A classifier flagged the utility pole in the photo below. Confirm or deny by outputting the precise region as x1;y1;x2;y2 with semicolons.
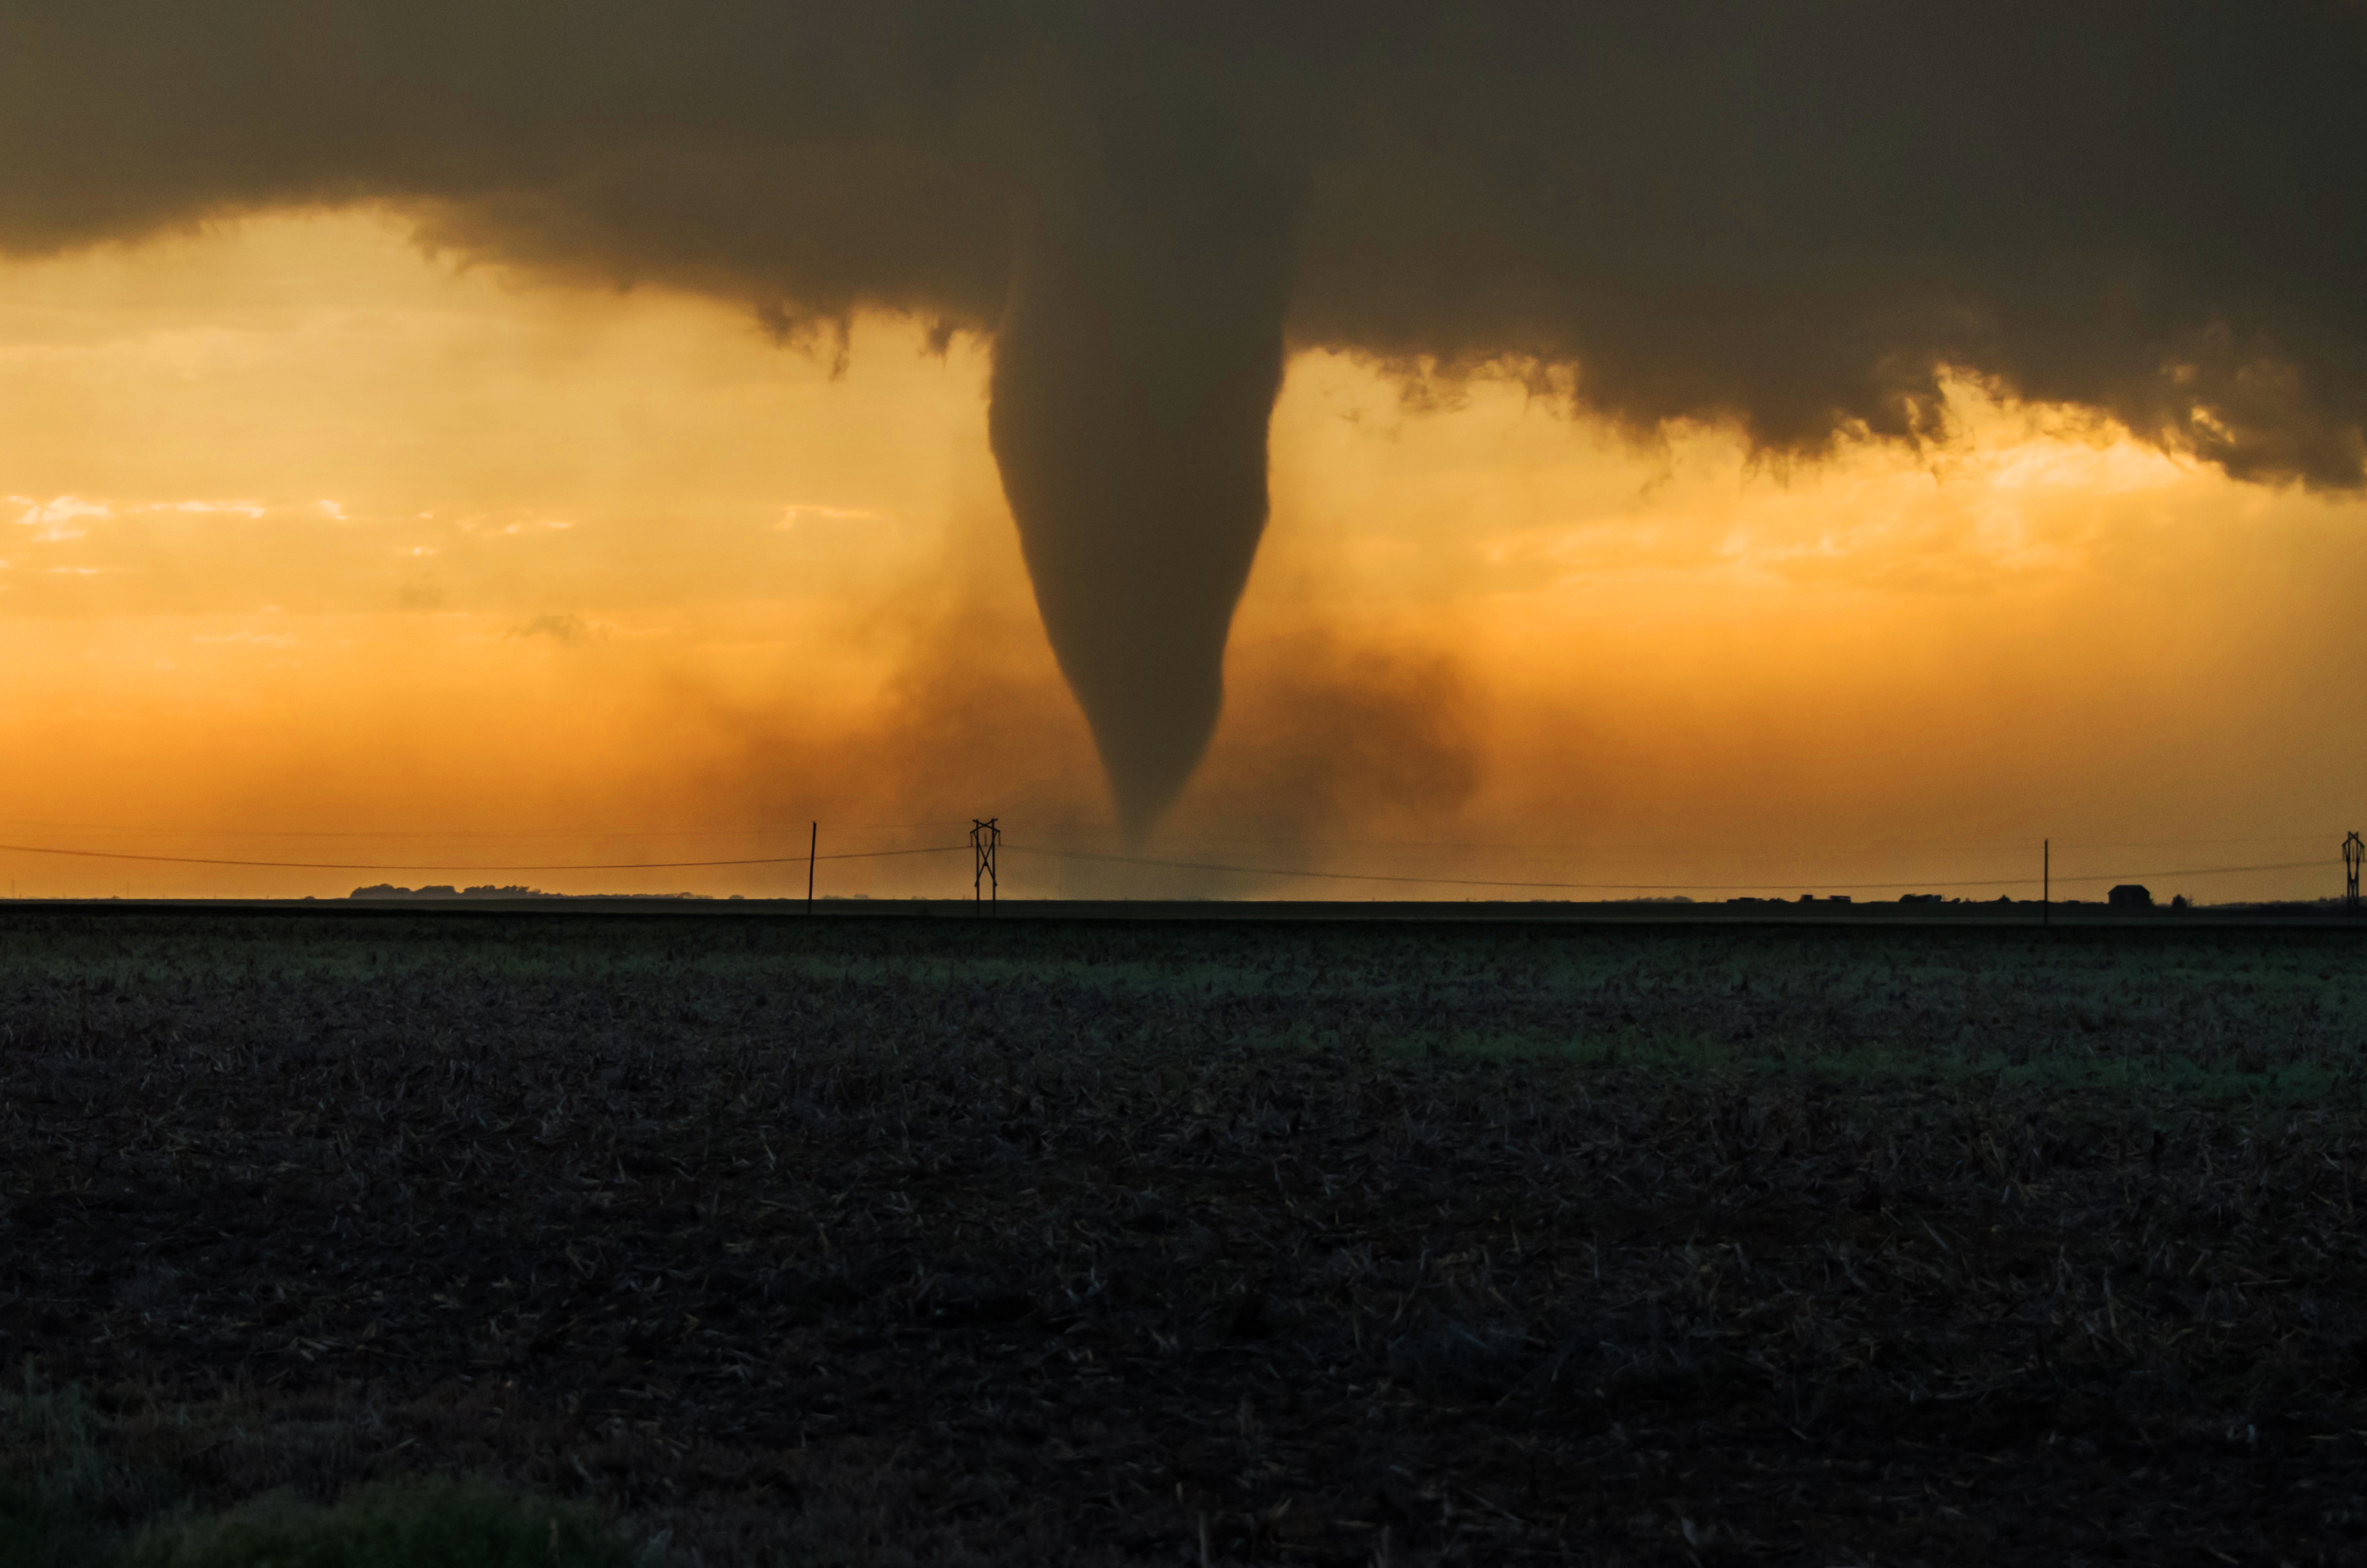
971;818;1000;910
2345;831;2363;915
807;821;818;916
2043;839;2049;928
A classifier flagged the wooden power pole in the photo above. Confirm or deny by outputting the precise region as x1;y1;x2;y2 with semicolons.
807;822;817;915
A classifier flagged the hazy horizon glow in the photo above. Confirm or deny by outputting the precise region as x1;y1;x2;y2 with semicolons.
3;213;2362;903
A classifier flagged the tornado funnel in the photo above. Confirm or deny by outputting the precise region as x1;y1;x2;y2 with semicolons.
988;151;1297;842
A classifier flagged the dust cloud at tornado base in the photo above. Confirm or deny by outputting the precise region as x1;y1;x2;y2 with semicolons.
2;4;2363;835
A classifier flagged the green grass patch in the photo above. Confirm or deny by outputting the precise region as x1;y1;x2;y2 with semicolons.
0;1373;116;1568
1;1373;639;1568
122;1482;640;1568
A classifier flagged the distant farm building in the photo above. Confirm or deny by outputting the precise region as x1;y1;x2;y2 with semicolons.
2108;884;2154;910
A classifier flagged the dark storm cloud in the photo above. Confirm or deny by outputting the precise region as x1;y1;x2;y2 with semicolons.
5;3;2362;827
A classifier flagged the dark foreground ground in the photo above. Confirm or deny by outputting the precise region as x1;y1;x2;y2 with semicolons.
4;910;2367;1565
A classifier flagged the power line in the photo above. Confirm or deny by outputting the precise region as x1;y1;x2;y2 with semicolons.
0;815;2341;855
1014;826;2352;857
1006;844;2328;894
0;841;969;873
0;817;973;840
0;834;2331;895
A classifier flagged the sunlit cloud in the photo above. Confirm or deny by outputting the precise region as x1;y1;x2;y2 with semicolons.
509;613;606;646
12;495;110;541
193;631;298;647
462;512;576;536
137;500;269;518
0;213;2359;903
777;504;885;529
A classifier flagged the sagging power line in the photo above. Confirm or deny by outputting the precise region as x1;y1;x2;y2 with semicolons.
0;816;978;840
0;840;969;873
1000;843;2331;895
7;812;2350;858
0;829;2352;903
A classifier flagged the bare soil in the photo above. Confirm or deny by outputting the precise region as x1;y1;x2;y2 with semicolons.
4;911;2366;1565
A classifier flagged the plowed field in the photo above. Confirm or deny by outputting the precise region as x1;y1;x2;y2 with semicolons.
5;910;2366;1564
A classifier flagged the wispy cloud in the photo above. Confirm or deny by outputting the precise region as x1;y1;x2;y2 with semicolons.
776;504;885;529
134;499;268;518
509;612;607;646
10;496;322;537
459;512;575;536
193;631;298;647
11;495;110;541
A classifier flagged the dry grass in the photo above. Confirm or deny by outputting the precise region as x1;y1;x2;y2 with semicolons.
3;911;2366;1565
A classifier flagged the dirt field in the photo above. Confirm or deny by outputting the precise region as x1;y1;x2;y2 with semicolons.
4;910;2366;1565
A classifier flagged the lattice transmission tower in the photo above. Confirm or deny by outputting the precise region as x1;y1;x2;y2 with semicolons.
971;819;1001;909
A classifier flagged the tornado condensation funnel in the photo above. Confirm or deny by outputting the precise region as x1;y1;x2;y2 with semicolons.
988;147;1298;842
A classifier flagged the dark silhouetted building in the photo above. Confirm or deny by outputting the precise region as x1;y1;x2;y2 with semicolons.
2108;884;2154;910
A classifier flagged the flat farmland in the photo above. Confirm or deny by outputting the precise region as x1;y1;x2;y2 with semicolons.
5;910;2367;1565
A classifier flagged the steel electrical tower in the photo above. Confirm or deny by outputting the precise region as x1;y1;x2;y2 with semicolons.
971;818;1001;908
2345;831;2363;914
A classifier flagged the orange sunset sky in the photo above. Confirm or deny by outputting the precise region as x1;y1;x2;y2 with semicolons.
4;211;2362;903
